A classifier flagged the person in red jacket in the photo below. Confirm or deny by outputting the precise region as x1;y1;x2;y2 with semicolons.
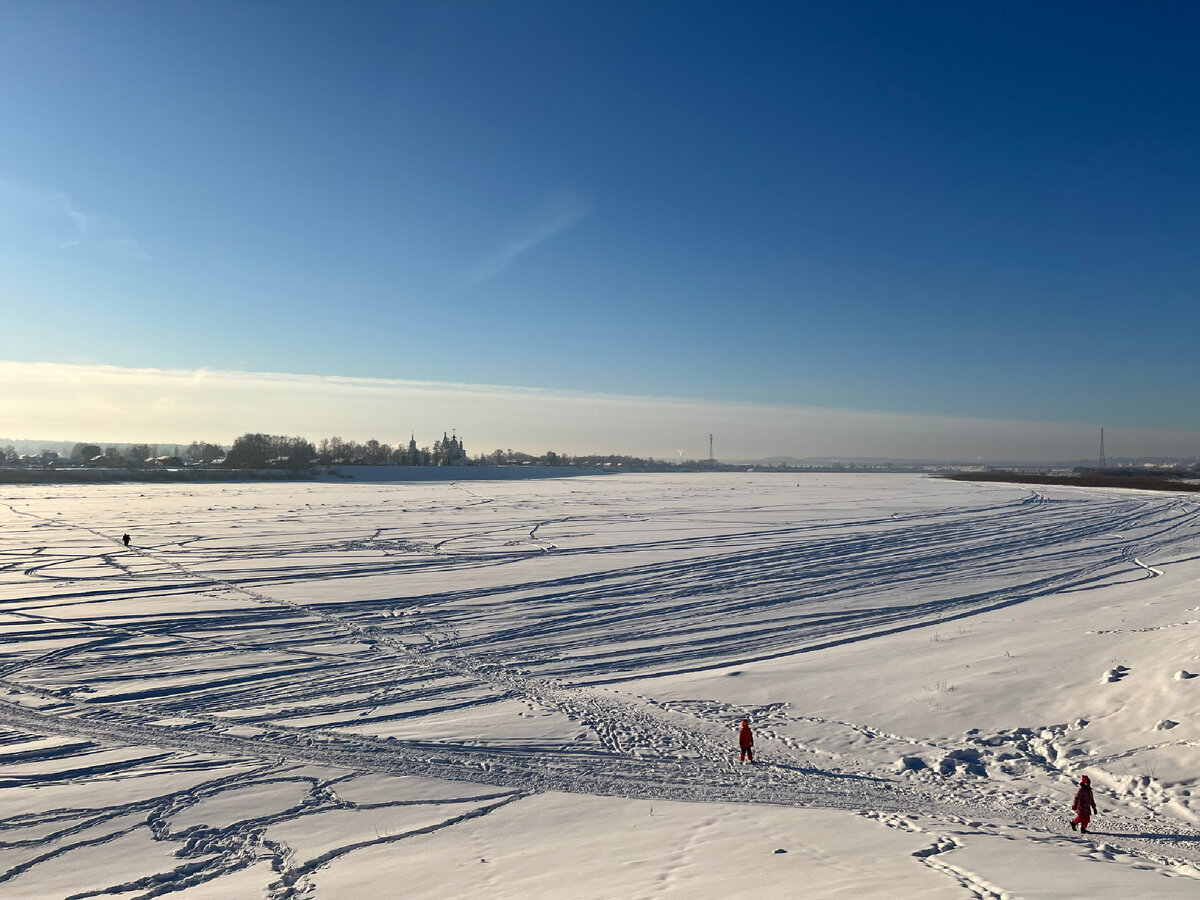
738;719;754;763
1070;774;1098;833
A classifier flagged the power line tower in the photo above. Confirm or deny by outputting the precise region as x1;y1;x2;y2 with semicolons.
1100;427;1106;469
709;434;714;467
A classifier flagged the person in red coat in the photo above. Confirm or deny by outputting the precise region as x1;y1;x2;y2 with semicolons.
1070;774;1098;833
738;719;754;763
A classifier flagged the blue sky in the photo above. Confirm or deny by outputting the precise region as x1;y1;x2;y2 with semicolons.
1;2;1198;453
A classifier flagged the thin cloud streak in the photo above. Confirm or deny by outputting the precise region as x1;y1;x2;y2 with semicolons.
0;177;148;260
457;190;591;287
3;361;1197;463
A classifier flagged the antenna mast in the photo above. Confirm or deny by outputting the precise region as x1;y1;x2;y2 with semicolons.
1100;428;1106;469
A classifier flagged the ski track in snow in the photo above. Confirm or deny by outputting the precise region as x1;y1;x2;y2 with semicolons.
2;477;1200;896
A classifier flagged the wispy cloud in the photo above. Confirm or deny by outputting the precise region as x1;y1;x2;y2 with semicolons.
457;190;591;288
0;177;148;260
4;361;1199;463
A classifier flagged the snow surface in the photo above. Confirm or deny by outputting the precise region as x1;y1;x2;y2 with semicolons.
2;473;1200;898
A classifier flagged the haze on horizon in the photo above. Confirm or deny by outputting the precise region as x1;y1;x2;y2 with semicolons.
3;361;1198;465
1;2;1197;457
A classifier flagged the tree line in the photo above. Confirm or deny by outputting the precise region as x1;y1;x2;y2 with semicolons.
0;441;226;466
2;434;704;472
224;434;684;470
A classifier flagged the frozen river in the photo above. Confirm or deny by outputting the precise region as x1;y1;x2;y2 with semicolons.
3;474;1200;898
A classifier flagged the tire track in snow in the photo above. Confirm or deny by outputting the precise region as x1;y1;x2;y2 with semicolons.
4;494;1197;782
1;507;878;808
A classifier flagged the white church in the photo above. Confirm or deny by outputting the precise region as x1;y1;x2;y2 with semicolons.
402;431;468;466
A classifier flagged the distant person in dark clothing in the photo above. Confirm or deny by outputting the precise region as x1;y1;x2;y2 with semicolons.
738;719;754;763
122;533;131;546
1070;774;1098;833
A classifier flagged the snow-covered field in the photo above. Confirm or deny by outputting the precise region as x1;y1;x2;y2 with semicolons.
2;473;1199;899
